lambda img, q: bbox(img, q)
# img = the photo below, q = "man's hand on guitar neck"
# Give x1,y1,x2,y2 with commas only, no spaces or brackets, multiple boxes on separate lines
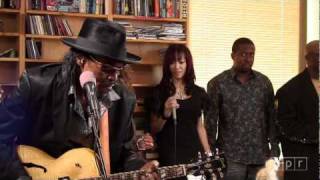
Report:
140,160,160,180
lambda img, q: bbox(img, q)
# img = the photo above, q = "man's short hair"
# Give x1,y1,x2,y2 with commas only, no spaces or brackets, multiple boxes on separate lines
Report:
305,40,319,56
232,37,255,53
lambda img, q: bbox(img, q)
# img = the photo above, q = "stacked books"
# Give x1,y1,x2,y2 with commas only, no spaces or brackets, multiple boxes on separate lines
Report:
117,21,137,40
136,25,162,40
26,15,73,36
0,0,19,9
117,21,185,41
30,0,108,15
158,23,185,40
26,39,41,59
114,0,188,19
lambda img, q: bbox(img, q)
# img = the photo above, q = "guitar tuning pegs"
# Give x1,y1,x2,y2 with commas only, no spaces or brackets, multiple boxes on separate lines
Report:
211,173,217,179
219,171,224,178
204,151,213,157
215,148,219,155
197,151,202,162
199,169,205,175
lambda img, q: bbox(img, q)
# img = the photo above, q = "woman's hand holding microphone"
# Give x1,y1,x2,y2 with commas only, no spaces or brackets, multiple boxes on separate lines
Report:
163,96,179,119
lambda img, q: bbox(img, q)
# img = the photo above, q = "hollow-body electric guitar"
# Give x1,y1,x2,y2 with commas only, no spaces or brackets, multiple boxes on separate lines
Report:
18,145,225,180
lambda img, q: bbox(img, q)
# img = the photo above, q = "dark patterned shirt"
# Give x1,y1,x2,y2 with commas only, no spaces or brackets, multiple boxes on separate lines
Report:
206,68,279,164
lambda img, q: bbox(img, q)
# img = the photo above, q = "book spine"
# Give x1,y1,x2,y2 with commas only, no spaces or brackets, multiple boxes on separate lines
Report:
79,0,86,13
175,0,180,18
180,0,187,19
154,0,159,17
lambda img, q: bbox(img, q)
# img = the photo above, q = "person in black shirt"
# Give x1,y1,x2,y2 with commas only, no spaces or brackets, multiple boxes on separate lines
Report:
147,44,211,179
276,40,319,180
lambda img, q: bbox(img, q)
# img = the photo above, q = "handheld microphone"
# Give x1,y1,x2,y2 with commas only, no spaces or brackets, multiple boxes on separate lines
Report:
172,107,177,125
79,71,101,120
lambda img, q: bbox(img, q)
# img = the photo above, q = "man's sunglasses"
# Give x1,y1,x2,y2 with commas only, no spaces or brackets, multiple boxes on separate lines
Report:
89,55,125,75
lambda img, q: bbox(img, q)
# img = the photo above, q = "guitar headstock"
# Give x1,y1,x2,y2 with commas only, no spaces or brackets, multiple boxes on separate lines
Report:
185,150,226,179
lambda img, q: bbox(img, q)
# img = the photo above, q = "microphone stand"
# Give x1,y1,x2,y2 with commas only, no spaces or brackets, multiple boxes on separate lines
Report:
173,111,177,165
87,105,108,178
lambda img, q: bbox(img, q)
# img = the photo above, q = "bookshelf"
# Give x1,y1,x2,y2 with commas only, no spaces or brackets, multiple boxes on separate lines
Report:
0,0,189,158
0,0,23,91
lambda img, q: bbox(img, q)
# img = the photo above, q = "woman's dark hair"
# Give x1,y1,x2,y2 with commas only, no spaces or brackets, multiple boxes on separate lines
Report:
159,44,195,97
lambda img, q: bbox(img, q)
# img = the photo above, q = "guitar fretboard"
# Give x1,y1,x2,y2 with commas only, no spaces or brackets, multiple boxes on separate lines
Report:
108,169,147,180
81,164,186,180
157,164,186,179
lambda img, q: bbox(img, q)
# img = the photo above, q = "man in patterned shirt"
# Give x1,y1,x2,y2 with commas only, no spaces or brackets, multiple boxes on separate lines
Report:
206,37,280,180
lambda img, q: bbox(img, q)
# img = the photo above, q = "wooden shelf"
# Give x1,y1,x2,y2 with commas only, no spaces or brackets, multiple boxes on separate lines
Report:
26,34,77,39
25,35,185,44
0,8,20,14
26,10,108,19
26,59,62,63
113,15,187,23
0,57,19,62
127,39,186,44
0,32,19,37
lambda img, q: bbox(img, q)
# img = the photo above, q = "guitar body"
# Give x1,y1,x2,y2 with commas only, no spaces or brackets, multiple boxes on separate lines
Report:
17,145,100,180
17,145,225,180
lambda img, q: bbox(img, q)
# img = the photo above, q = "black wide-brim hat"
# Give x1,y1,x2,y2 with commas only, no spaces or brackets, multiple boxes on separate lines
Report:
62,18,141,64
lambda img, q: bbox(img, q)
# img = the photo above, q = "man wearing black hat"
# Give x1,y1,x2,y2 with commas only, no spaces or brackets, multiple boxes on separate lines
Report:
0,18,157,179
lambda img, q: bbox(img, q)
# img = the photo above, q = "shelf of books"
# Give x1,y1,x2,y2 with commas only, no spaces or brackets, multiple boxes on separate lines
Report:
21,0,188,64
112,14,186,22
26,34,77,39
26,10,109,19
26,0,109,14
127,39,186,44
25,58,63,63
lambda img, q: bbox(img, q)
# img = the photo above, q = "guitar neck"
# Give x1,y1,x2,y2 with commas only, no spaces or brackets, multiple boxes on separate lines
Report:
109,165,186,180
108,169,148,180
156,164,187,179
83,164,187,180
